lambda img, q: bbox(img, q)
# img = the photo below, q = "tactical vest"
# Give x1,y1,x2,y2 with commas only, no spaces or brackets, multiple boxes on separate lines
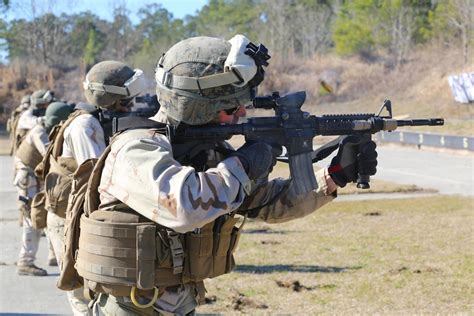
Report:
8,106,28,155
75,122,245,303
37,110,88,218
15,133,43,170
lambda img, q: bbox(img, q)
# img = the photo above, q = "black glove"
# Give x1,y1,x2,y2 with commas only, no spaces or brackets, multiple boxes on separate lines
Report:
232,142,282,180
328,135,378,187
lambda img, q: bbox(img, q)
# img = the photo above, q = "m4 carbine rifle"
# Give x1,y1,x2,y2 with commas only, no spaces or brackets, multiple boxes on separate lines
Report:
100,94,161,142
169,91,444,195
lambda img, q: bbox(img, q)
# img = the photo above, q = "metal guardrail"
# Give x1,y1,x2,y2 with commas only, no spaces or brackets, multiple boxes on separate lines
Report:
376,130,474,151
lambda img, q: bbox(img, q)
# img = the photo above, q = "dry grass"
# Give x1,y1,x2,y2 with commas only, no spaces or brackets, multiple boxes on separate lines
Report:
0,61,85,126
197,195,474,314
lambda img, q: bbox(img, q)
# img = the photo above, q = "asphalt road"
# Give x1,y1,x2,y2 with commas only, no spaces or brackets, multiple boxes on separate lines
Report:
372,145,473,196
0,156,71,315
0,145,472,314
315,144,473,196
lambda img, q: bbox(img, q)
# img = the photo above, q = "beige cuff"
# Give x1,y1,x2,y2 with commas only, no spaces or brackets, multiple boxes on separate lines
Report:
315,168,338,196
219,156,252,195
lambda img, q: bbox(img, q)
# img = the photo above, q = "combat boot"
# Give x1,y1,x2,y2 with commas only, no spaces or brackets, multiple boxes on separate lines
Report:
17,264,47,276
48,257,58,266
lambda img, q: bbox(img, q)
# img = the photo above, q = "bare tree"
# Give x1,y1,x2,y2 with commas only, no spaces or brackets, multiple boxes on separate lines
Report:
293,4,333,58
389,5,416,69
262,0,333,58
9,0,73,66
444,0,473,64
105,1,140,61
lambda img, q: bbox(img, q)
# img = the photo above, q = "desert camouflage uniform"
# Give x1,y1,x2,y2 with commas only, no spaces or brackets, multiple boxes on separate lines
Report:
13,124,55,267
46,112,106,315
17,107,44,131
92,122,335,314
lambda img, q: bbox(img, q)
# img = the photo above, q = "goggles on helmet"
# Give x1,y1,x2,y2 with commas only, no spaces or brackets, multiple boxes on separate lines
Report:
32,90,54,106
83,69,147,97
155,35,270,96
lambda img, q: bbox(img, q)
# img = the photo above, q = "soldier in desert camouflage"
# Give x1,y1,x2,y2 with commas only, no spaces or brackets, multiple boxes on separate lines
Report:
74,35,378,315
39,61,147,315
14,101,72,276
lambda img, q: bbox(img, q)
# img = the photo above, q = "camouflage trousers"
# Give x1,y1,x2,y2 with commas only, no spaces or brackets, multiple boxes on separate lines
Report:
15,168,55,266
18,216,54,266
91,291,197,316
47,212,90,316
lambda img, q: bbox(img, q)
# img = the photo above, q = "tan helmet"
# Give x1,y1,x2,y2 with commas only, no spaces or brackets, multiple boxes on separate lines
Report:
154,35,270,125
83,60,147,109
30,89,54,107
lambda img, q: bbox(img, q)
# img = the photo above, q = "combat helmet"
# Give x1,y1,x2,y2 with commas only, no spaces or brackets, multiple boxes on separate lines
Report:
44,101,73,132
154,34,270,125
30,89,54,107
83,60,147,110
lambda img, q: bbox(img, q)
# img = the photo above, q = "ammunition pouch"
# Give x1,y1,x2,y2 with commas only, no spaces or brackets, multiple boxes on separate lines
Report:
44,157,77,218
76,210,244,297
30,191,47,229
184,216,242,281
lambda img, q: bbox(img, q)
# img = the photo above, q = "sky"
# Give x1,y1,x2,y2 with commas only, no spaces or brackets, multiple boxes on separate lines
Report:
4,0,209,23
1,0,209,62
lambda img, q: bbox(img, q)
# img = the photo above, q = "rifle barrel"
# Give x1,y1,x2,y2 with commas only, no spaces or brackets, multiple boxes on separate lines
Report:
396,118,444,126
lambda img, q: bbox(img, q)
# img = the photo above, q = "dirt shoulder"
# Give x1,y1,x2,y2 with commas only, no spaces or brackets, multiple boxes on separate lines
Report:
198,195,474,314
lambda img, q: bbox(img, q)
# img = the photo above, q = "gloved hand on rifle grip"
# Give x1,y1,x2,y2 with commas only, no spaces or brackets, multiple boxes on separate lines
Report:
328,135,378,187
232,142,282,180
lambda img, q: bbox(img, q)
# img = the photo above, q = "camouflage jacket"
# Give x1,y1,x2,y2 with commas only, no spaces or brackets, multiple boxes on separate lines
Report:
61,113,106,165
98,128,336,233
13,124,49,198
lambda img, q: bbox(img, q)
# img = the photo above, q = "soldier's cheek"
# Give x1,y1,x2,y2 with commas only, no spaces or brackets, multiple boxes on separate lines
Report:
217,111,233,124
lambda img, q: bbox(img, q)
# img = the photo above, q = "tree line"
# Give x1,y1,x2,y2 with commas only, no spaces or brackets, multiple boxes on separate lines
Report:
0,0,471,74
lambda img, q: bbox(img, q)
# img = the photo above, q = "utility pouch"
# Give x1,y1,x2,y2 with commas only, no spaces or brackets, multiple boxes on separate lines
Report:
154,230,182,287
213,217,239,276
184,222,214,281
226,223,244,272
226,215,246,273
183,215,245,282
30,191,47,229
136,225,156,290
44,157,76,218
155,230,173,269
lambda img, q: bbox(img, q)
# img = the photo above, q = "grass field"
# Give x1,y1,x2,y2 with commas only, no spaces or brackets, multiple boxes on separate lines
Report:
197,195,473,314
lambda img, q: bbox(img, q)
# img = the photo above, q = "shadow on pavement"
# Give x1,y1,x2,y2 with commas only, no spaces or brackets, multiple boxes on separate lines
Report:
234,264,362,274
242,228,289,235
